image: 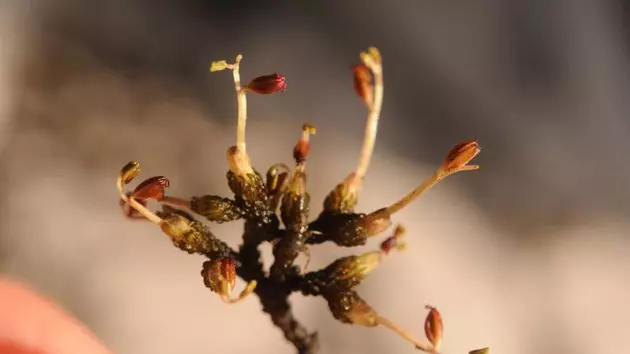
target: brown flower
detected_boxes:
[442,139,481,174]
[204,257,237,296]
[326,290,379,327]
[379,225,406,254]
[424,305,443,350]
[131,176,170,200]
[293,124,316,164]
[353,64,373,106]
[246,73,287,94]
[202,257,257,304]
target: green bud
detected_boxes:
[157,212,233,258]
[190,195,242,223]
[265,164,290,196]
[308,209,392,247]
[280,178,310,231]
[226,170,273,224]
[310,252,382,291]
[280,191,310,229]
[323,182,358,214]
[325,290,378,327]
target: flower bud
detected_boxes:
[307,213,366,246]
[325,290,379,327]
[158,212,231,256]
[246,73,287,94]
[442,139,480,174]
[120,161,140,184]
[159,213,190,239]
[308,210,390,247]
[265,164,291,211]
[190,195,242,223]
[363,208,393,237]
[225,147,271,221]
[353,64,373,106]
[266,164,290,195]
[202,257,257,304]
[323,175,360,213]
[159,213,199,253]
[424,305,443,350]
[203,257,237,296]
[321,251,382,290]
[293,124,316,164]
[131,176,170,200]
[226,168,272,223]
[380,225,406,254]
[281,172,310,229]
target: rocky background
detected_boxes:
[1,1,629,353]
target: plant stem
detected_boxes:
[355,64,383,181]
[232,55,247,153]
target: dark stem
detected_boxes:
[270,192,310,282]
[258,277,320,354]
[237,219,319,354]
[269,230,304,281]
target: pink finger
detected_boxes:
[0,277,111,354]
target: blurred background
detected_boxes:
[1,0,630,353]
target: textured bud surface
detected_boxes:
[246,73,287,94]
[131,176,170,200]
[191,195,242,223]
[325,290,378,327]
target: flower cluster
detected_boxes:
[117,47,488,354]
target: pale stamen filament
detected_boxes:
[117,173,164,226]
[229,55,248,153]
[354,61,383,183]
[158,196,192,210]
[384,172,443,216]
[384,158,481,216]
[376,316,438,353]
[348,51,384,194]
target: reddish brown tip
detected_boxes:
[246,73,287,94]
[424,305,443,350]
[443,139,481,172]
[131,176,170,200]
[353,64,373,106]
[293,124,316,165]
